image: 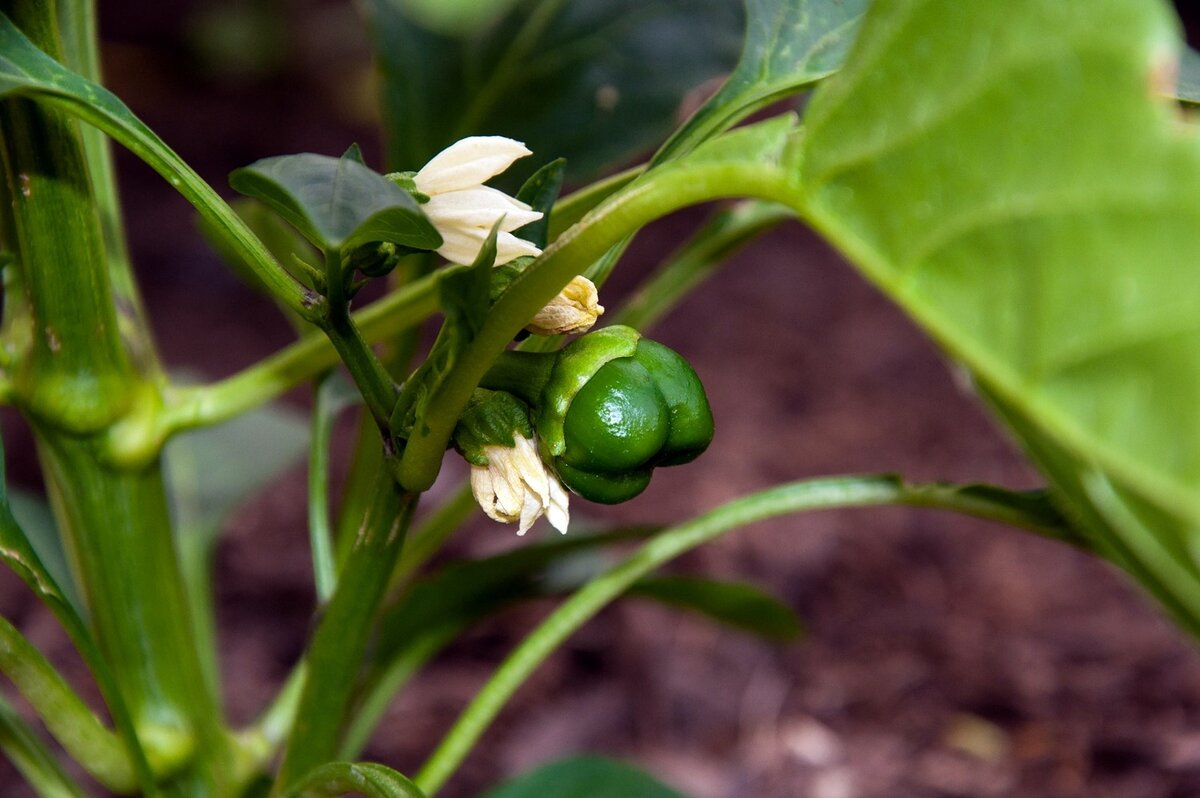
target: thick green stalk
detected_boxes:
[0,3,229,791]
[415,475,1073,794]
[274,474,417,792]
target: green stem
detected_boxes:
[387,486,477,592]
[157,272,439,440]
[55,0,160,378]
[274,475,417,793]
[0,615,191,792]
[319,251,398,430]
[476,350,556,406]
[397,162,799,491]
[414,474,1073,795]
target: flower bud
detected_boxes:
[454,390,569,535]
[525,276,604,336]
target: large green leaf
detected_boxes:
[797,1,1200,618]
[228,153,441,252]
[480,756,686,798]
[655,0,868,163]
[361,0,744,180]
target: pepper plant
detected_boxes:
[0,0,1198,795]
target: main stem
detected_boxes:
[0,2,226,792]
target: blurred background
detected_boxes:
[3,1,1200,796]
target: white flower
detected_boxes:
[526,275,604,336]
[469,435,569,535]
[414,136,543,266]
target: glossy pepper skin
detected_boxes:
[536,326,714,504]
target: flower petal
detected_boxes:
[415,136,532,195]
[424,188,543,231]
[436,227,542,266]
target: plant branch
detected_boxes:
[414,474,1074,795]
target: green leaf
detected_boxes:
[362,0,744,181]
[164,399,309,699]
[1176,45,1200,105]
[480,756,686,798]
[798,1,1200,620]
[514,158,567,249]
[229,153,441,253]
[629,575,803,641]
[656,0,869,163]
[285,761,426,798]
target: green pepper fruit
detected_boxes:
[536,325,714,504]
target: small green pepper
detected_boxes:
[536,325,714,503]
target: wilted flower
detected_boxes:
[469,434,569,535]
[525,275,604,336]
[414,136,543,266]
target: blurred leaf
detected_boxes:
[799,1,1200,623]
[629,575,803,640]
[1177,45,1200,105]
[362,0,745,181]
[229,152,441,252]
[164,398,309,696]
[285,761,426,798]
[479,756,686,798]
[672,112,799,169]
[656,0,869,163]
[7,490,83,616]
[396,0,521,36]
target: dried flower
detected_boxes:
[469,435,569,535]
[414,136,543,266]
[526,275,604,336]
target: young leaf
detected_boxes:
[629,575,803,641]
[361,0,744,180]
[799,0,1200,621]
[656,0,869,163]
[480,756,686,798]
[229,153,441,253]
[513,158,567,250]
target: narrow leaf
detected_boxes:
[629,575,803,641]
